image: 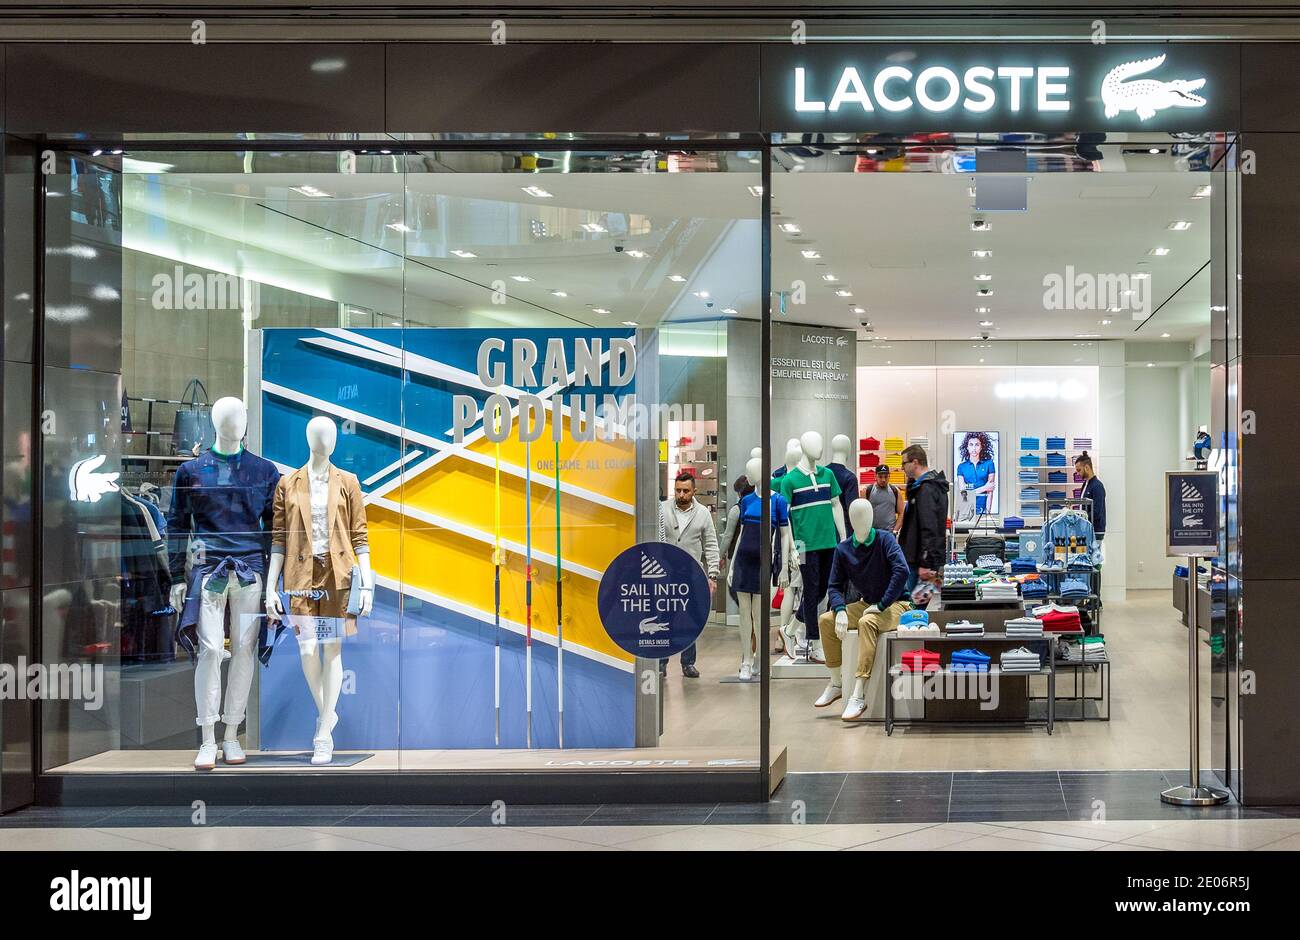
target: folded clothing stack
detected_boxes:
[1067,554,1095,571]
[1059,578,1091,603]
[1046,452,1068,467]
[883,436,905,452]
[1021,579,1049,600]
[1032,603,1082,632]
[1000,647,1042,673]
[900,648,940,672]
[1047,470,1069,483]
[1020,436,1041,450]
[1072,437,1092,449]
[945,620,985,637]
[950,648,991,672]
[1045,490,1068,501]
[1009,556,1039,575]
[1019,454,1042,467]
[974,554,1005,570]
[1018,469,1039,483]
[979,580,1020,601]
[943,562,975,582]
[1021,504,1043,518]
[1005,616,1045,638]
[1020,487,1041,501]
[1059,635,1107,663]
[1002,516,1025,530]
[941,581,978,602]
[1046,436,1067,450]
[861,437,881,451]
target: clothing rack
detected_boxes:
[123,394,185,458]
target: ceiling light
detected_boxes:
[974,273,993,282]
[852,307,866,315]
[1107,306,1123,313]
[386,222,413,233]
[748,185,764,197]
[1167,220,1193,231]
[835,289,853,298]
[1100,319,1113,326]
[1192,184,1212,199]
[979,320,994,327]
[511,275,532,282]
[551,290,568,298]
[1210,304,1227,312]
[667,274,687,282]
[975,306,991,314]
[622,320,639,327]
[450,249,476,258]
[976,288,993,297]
[1146,362,1155,367]
[625,249,648,258]
[291,184,331,198]
[693,291,710,298]
[801,249,821,259]
[971,220,990,232]
[592,307,610,314]
[779,222,801,234]
[521,185,553,198]
[580,222,607,233]
[1148,148,1162,155]
[971,249,992,258]
[91,285,120,301]
[822,274,838,282]
[723,307,738,314]
[1131,272,1150,279]
[1161,332,1171,338]
[1149,247,1171,256]
[1074,333,1101,338]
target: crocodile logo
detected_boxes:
[639,617,671,635]
[1101,54,1206,121]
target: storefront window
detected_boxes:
[38,146,764,776]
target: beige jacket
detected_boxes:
[271,463,369,589]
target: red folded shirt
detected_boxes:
[900,649,941,672]
[860,453,880,468]
[1040,608,1082,632]
[861,437,881,450]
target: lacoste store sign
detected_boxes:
[761,44,1240,132]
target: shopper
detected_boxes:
[1074,452,1107,539]
[659,471,719,678]
[897,444,950,595]
[867,464,905,534]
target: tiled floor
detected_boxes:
[3,769,1297,850]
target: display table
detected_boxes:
[882,632,1057,735]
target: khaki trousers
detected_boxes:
[818,600,910,680]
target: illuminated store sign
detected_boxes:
[794,65,1073,115]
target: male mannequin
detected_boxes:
[727,456,790,679]
[775,439,805,656]
[776,431,846,663]
[827,433,860,521]
[813,498,911,720]
[167,397,280,770]
[771,438,800,480]
[266,416,374,764]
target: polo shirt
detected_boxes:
[777,465,842,552]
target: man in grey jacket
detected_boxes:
[659,471,720,678]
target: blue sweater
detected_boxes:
[826,529,911,613]
[1080,477,1107,534]
[166,447,280,583]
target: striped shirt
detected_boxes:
[777,465,842,551]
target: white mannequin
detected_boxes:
[729,456,791,680]
[792,431,846,662]
[829,433,852,468]
[265,416,374,764]
[750,446,763,460]
[776,439,804,652]
[817,498,879,707]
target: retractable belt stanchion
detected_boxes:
[1160,552,1230,806]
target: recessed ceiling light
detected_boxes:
[1146,362,1155,367]
[1074,333,1101,338]
[1192,184,1212,199]
[291,184,331,198]
[723,307,738,314]
[971,249,992,258]
[622,320,639,327]
[974,273,993,282]
[511,275,532,282]
[551,290,568,298]
[580,222,607,234]
[693,290,710,298]
[1100,318,1113,325]
[668,274,687,282]
[1107,306,1123,313]
[386,222,413,233]
[976,288,993,297]
[979,320,994,327]
[779,222,801,234]
[521,185,553,198]
[1148,148,1162,155]
[1167,220,1193,231]
[748,185,764,197]
[1161,332,1171,338]
[852,307,866,315]
[971,220,990,232]
[1131,272,1150,280]
[801,249,821,259]
[835,289,853,298]
[1149,247,1171,256]
[822,274,838,282]
[625,249,648,258]
[1210,304,1227,312]
[592,307,610,314]
[975,306,991,314]
[450,249,476,258]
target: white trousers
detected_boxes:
[194,572,264,728]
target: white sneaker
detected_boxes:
[780,623,801,659]
[194,742,218,771]
[739,662,753,681]
[814,682,843,708]
[311,735,334,765]
[221,739,246,765]
[807,639,825,664]
[841,697,868,722]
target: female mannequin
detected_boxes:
[775,440,805,656]
[727,456,790,679]
[266,416,373,765]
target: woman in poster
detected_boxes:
[956,431,997,517]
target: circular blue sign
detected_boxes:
[598,542,711,659]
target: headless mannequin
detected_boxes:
[829,434,851,469]
[731,456,789,678]
[783,431,847,661]
[265,417,374,763]
[168,397,260,762]
[827,499,878,704]
[776,440,804,647]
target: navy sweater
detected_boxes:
[826,529,911,612]
[1080,476,1107,534]
[167,447,280,583]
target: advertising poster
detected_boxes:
[953,430,1000,525]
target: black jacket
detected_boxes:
[898,470,950,570]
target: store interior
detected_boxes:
[43,135,1219,778]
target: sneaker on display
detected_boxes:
[841,697,868,722]
[814,682,843,708]
[311,735,334,766]
[221,739,246,765]
[194,742,218,771]
[739,662,753,681]
[780,623,801,659]
[807,639,825,664]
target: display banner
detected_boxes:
[598,542,711,658]
[761,43,1241,133]
[1166,470,1219,556]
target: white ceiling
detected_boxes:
[122,162,1211,342]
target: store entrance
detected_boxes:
[664,132,1225,775]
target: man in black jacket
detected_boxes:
[896,444,950,594]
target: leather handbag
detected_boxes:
[172,378,214,457]
[965,534,1006,564]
